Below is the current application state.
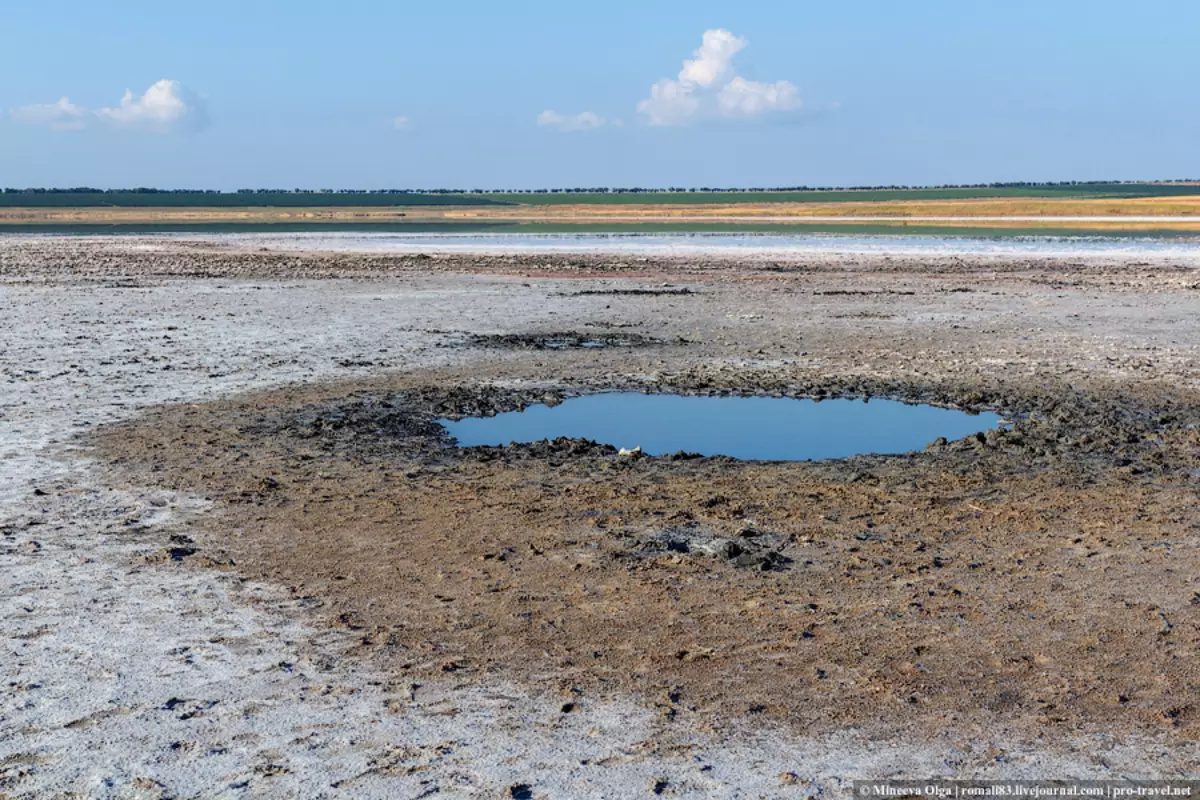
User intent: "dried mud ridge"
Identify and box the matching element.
[462,331,676,350]
[93,368,1200,741]
[562,287,699,297]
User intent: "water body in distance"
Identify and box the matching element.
[438,393,1003,461]
[167,231,1200,259]
[9,230,1200,260]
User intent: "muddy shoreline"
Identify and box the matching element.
[92,359,1200,739]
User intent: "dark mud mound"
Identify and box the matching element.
[245,385,571,460]
[813,289,916,296]
[631,521,794,571]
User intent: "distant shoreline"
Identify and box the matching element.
[5,181,1200,209]
[5,221,1200,238]
[6,190,1200,235]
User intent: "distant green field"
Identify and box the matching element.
[0,193,511,208]
[3,183,1200,208]
[5,220,1200,239]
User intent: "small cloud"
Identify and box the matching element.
[537,110,606,132]
[717,77,800,117]
[10,97,88,131]
[11,80,205,133]
[638,29,801,126]
[637,79,700,127]
[97,80,206,132]
[393,115,414,131]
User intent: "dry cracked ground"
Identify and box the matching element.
[1,236,1199,798]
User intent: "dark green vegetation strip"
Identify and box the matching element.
[0,222,518,234]
[485,183,1200,205]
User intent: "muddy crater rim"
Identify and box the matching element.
[262,376,1192,475]
[434,389,1008,463]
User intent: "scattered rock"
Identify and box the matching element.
[144,546,199,564]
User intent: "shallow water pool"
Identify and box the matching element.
[438,392,1002,461]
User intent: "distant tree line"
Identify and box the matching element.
[4,180,1199,195]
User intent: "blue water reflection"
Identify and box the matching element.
[439,392,1001,461]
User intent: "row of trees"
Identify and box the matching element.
[4,180,1199,195]
[2,187,223,194]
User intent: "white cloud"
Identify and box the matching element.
[537,110,606,132]
[10,97,88,130]
[637,79,700,126]
[393,115,414,131]
[12,80,205,133]
[717,77,800,117]
[638,29,801,126]
[679,29,745,87]
[96,80,205,131]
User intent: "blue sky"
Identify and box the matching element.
[2,0,1197,189]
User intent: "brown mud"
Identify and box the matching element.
[93,345,1200,744]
